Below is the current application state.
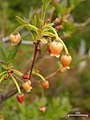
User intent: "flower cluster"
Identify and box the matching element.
[0,16,72,104]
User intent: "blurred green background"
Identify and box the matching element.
[0,0,90,120]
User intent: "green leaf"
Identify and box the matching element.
[41,0,51,21]
[0,71,7,77]
[42,0,50,7]
[24,24,38,32]
[16,16,29,25]
[31,13,40,27]
[7,43,20,61]
[43,31,55,37]
[16,16,38,33]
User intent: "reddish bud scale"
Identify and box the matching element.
[42,81,49,89]
[16,93,24,104]
[54,18,60,24]
[56,25,62,30]
[22,74,29,79]
[46,18,51,23]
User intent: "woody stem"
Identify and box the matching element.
[29,41,40,79]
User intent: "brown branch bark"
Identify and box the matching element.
[29,41,40,80]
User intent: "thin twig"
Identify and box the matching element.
[45,68,60,80]
[0,88,18,103]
